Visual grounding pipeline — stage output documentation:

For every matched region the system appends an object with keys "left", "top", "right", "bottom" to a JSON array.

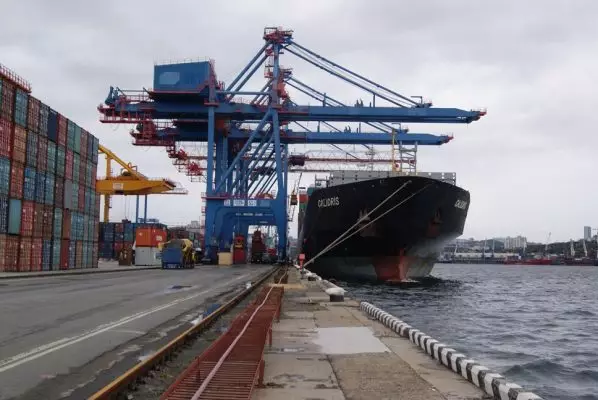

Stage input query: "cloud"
[{"left": 1, "top": 0, "right": 597, "bottom": 242}]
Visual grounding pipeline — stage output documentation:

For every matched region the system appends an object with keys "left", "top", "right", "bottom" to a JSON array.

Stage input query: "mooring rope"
[{"left": 302, "top": 182, "right": 432, "bottom": 269}]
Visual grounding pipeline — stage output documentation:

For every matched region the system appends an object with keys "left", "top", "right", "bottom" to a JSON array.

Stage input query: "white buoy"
[{"left": 325, "top": 287, "right": 345, "bottom": 302}]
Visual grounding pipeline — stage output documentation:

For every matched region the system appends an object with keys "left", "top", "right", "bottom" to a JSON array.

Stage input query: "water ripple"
[{"left": 340, "top": 264, "right": 598, "bottom": 400}]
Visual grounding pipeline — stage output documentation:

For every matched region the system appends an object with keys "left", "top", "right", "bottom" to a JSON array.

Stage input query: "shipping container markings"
[{"left": 0, "top": 273, "right": 250, "bottom": 373}]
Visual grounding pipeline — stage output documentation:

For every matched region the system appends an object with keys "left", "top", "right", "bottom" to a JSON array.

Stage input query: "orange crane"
[{"left": 96, "top": 144, "right": 188, "bottom": 222}]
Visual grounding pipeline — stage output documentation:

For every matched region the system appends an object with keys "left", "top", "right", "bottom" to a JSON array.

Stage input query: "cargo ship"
[{"left": 297, "top": 170, "right": 470, "bottom": 282}]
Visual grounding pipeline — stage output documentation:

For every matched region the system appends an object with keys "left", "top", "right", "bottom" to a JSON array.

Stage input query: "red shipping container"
[
  {"left": 58, "top": 114, "right": 67, "bottom": 147},
  {"left": 42, "top": 205, "right": 53, "bottom": 239},
  {"left": 55, "top": 179, "right": 64, "bottom": 208},
  {"left": 31, "top": 238, "right": 42, "bottom": 271},
  {"left": 135, "top": 227, "right": 152, "bottom": 247},
  {"left": 115, "top": 223, "right": 124, "bottom": 233},
  {"left": 12, "top": 125, "right": 27, "bottom": 164},
  {"left": 152, "top": 228, "right": 167, "bottom": 247},
  {"left": 65, "top": 150, "right": 73, "bottom": 180},
  {"left": 0, "top": 234, "right": 5, "bottom": 271},
  {"left": 37, "top": 136, "right": 48, "bottom": 172},
  {"left": 27, "top": 97, "right": 40, "bottom": 133},
  {"left": 33, "top": 203, "right": 44, "bottom": 237},
  {"left": 18, "top": 237, "right": 32, "bottom": 272},
  {"left": 62, "top": 209, "right": 71, "bottom": 239},
  {"left": 3, "top": 235, "right": 19, "bottom": 272},
  {"left": 78, "top": 186, "right": 84, "bottom": 212},
  {"left": 20, "top": 200, "right": 35, "bottom": 236},
  {"left": 79, "top": 161, "right": 86, "bottom": 186},
  {"left": 0, "top": 118, "right": 12, "bottom": 158},
  {"left": 60, "top": 239, "right": 69, "bottom": 270},
  {"left": 10, "top": 162, "right": 24, "bottom": 199},
  {"left": 114, "top": 241, "right": 123, "bottom": 255},
  {"left": 0, "top": 80, "right": 15, "bottom": 120}
]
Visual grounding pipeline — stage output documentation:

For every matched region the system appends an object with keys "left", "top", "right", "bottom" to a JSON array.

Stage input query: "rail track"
[{"left": 89, "top": 265, "right": 284, "bottom": 400}]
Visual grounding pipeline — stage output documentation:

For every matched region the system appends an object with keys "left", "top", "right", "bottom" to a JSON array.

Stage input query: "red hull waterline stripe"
[{"left": 360, "top": 302, "right": 543, "bottom": 400}]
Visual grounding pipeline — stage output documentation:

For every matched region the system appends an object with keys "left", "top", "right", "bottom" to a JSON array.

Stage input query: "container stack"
[
  {"left": 135, "top": 225, "right": 167, "bottom": 266},
  {"left": 99, "top": 221, "right": 167, "bottom": 264},
  {"left": 0, "top": 64, "right": 100, "bottom": 272}
]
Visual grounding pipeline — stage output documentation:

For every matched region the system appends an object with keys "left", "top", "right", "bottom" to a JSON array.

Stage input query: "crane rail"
[{"left": 88, "top": 266, "right": 281, "bottom": 400}]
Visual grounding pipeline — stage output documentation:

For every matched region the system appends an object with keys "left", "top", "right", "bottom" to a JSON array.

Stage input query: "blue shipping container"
[
  {"left": 52, "top": 239, "right": 61, "bottom": 269},
  {"left": 89, "top": 218, "right": 95, "bottom": 241},
  {"left": 26, "top": 131, "right": 38, "bottom": 167},
  {"left": 102, "top": 229, "right": 114, "bottom": 242},
  {"left": 0, "top": 196, "right": 8, "bottom": 233},
  {"left": 53, "top": 208, "right": 62, "bottom": 239},
  {"left": 8, "top": 198, "right": 22, "bottom": 235},
  {"left": 47, "top": 109, "right": 58, "bottom": 143},
  {"left": 39, "top": 103, "right": 49, "bottom": 137},
  {"left": 47, "top": 142, "right": 57, "bottom": 174},
  {"left": 45, "top": 175, "right": 55, "bottom": 205},
  {"left": 69, "top": 241, "right": 76, "bottom": 268},
  {"left": 23, "top": 167, "right": 36, "bottom": 201},
  {"left": 0, "top": 157, "right": 10, "bottom": 196},
  {"left": 71, "top": 182, "right": 79, "bottom": 210},
  {"left": 35, "top": 172, "right": 45, "bottom": 203},
  {"left": 87, "top": 136, "right": 94, "bottom": 160},
  {"left": 91, "top": 137, "right": 99, "bottom": 164},
  {"left": 67, "top": 121, "right": 75, "bottom": 151},
  {"left": 73, "top": 153, "right": 80, "bottom": 183},
  {"left": 82, "top": 214, "right": 88, "bottom": 241},
  {"left": 14, "top": 89, "right": 28, "bottom": 127},
  {"left": 42, "top": 239, "right": 52, "bottom": 271},
  {"left": 115, "top": 232, "right": 124, "bottom": 242},
  {"left": 82, "top": 242, "right": 88, "bottom": 268},
  {"left": 74, "top": 125, "right": 81, "bottom": 154},
  {"left": 56, "top": 146, "right": 66, "bottom": 177}
]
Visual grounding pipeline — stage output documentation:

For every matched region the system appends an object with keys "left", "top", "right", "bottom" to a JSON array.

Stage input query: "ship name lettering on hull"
[
  {"left": 318, "top": 197, "right": 340, "bottom": 208},
  {"left": 454, "top": 199, "right": 468, "bottom": 210}
]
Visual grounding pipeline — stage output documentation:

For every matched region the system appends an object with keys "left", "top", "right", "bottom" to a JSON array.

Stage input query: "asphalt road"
[{"left": 0, "top": 264, "right": 272, "bottom": 400}]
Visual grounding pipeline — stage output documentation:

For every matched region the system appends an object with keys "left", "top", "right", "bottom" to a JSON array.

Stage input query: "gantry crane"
[
  {"left": 98, "top": 27, "right": 485, "bottom": 262},
  {"left": 96, "top": 144, "right": 188, "bottom": 222}
]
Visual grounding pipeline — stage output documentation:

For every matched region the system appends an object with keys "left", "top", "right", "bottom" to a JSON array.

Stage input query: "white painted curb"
[{"left": 360, "top": 302, "right": 543, "bottom": 400}]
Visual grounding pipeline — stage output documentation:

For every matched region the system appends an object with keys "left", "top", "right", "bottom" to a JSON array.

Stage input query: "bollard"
[{"left": 325, "top": 287, "right": 345, "bottom": 302}]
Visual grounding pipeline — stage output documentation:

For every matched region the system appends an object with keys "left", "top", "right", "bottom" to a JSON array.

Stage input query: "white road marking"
[{"left": 0, "top": 273, "right": 251, "bottom": 373}]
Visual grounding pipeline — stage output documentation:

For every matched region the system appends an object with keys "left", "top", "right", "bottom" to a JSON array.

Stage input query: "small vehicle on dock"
[{"left": 159, "top": 238, "right": 196, "bottom": 269}]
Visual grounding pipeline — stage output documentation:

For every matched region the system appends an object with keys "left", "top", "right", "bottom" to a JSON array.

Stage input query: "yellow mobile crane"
[{"left": 96, "top": 144, "right": 188, "bottom": 222}]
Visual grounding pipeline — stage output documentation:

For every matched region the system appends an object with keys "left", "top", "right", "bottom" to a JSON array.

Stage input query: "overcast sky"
[{"left": 2, "top": 0, "right": 597, "bottom": 243}]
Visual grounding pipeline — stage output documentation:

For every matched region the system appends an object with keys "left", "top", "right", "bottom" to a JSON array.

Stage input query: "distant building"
[
  {"left": 504, "top": 236, "right": 527, "bottom": 250},
  {"left": 584, "top": 226, "right": 592, "bottom": 241}
]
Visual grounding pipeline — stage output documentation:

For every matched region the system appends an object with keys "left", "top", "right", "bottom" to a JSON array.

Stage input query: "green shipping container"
[{"left": 8, "top": 199, "right": 22, "bottom": 234}]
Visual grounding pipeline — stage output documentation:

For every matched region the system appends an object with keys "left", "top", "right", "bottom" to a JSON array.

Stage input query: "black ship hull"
[{"left": 298, "top": 176, "right": 470, "bottom": 282}]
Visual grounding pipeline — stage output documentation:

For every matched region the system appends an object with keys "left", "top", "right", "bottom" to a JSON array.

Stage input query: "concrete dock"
[
  {"left": 253, "top": 269, "right": 486, "bottom": 400},
  {"left": 0, "top": 264, "right": 271, "bottom": 400}
]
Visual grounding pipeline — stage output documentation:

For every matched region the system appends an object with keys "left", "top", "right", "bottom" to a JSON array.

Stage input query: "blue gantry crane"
[{"left": 98, "top": 27, "right": 485, "bottom": 264}]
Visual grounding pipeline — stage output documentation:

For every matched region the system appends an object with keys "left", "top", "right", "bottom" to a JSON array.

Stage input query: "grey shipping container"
[
  {"left": 64, "top": 179, "right": 73, "bottom": 210},
  {"left": 8, "top": 198, "right": 22, "bottom": 235},
  {"left": 135, "top": 247, "right": 161, "bottom": 266},
  {"left": 0, "top": 195, "right": 8, "bottom": 233}
]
